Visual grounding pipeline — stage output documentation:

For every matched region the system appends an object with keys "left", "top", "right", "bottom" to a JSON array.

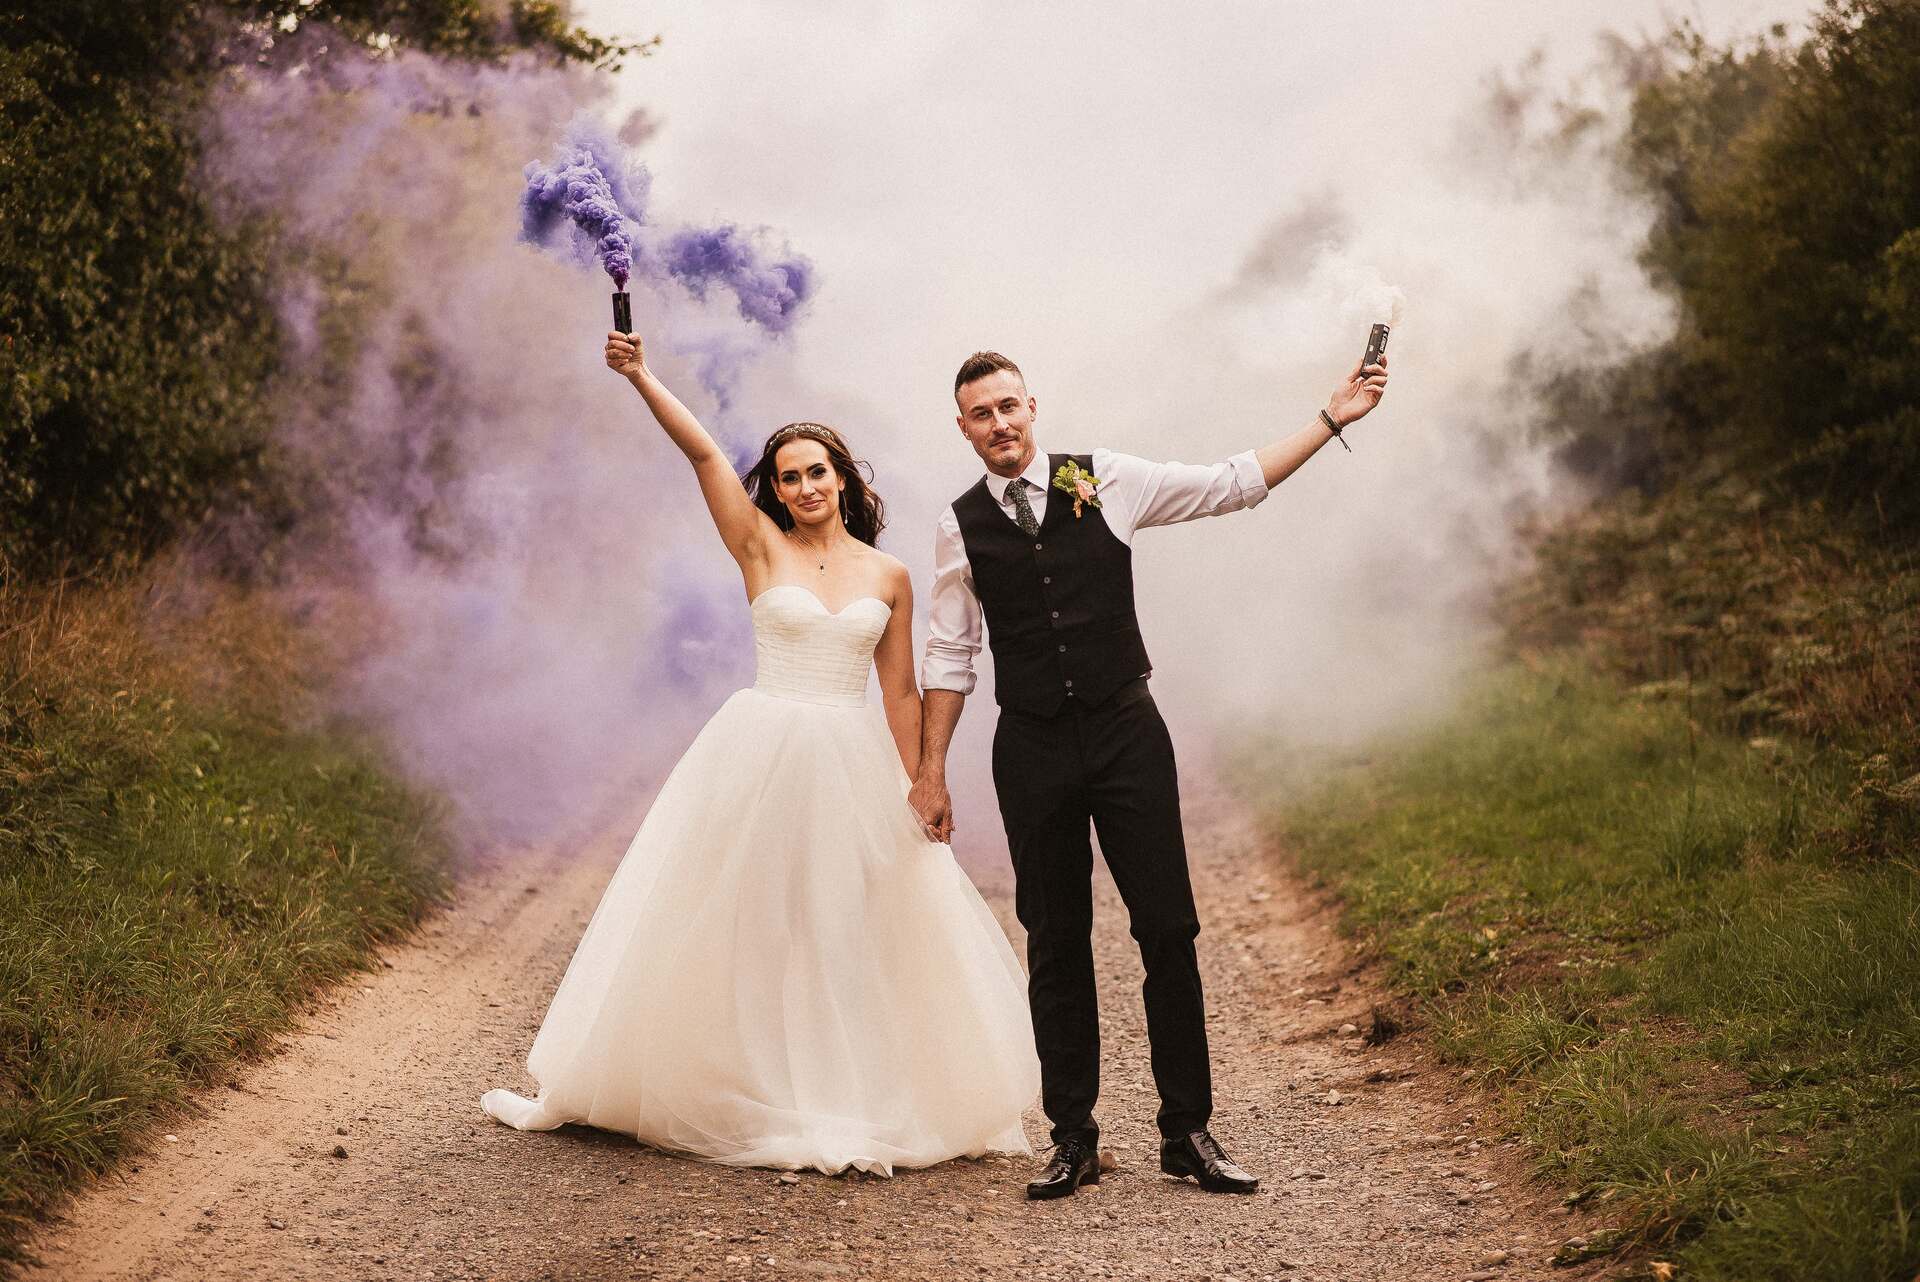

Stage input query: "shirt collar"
[{"left": 982, "top": 448, "right": 1051, "bottom": 506}]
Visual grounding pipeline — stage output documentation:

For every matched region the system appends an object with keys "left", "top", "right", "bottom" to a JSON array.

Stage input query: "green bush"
[
  {"left": 1540, "top": 1, "right": 1920, "bottom": 529},
  {"left": 0, "top": 0, "right": 645, "bottom": 578},
  {"left": 0, "top": 39, "right": 282, "bottom": 575}
]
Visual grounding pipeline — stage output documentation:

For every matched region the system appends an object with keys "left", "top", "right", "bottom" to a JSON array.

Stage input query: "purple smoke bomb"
[
  {"left": 521, "top": 143, "right": 635, "bottom": 288},
  {"left": 520, "top": 126, "right": 816, "bottom": 334}
]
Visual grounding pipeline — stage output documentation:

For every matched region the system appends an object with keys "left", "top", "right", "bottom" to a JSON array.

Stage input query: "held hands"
[
  {"left": 604, "top": 330, "right": 647, "bottom": 380},
  {"left": 1327, "top": 351, "right": 1389, "bottom": 428},
  {"left": 908, "top": 774, "right": 954, "bottom": 844}
]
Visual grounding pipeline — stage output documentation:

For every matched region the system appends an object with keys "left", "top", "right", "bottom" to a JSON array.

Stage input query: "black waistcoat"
[{"left": 953, "top": 453, "right": 1152, "bottom": 718}]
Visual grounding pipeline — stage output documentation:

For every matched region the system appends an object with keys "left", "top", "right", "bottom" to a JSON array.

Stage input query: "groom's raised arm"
[
  {"left": 1121, "top": 351, "right": 1392, "bottom": 531},
  {"left": 1107, "top": 448, "right": 1272, "bottom": 533},
  {"left": 910, "top": 509, "right": 979, "bottom": 842}
]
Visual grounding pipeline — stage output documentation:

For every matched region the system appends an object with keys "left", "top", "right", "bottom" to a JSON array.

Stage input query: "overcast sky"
[{"left": 582, "top": 1, "right": 1804, "bottom": 436}]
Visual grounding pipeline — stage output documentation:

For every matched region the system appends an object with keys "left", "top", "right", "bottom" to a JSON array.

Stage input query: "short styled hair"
[{"left": 953, "top": 350, "right": 1023, "bottom": 395}]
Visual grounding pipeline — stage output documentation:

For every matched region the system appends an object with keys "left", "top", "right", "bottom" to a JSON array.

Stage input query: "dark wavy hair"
[{"left": 740, "top": 422, "right": 887, "bottom": 547}]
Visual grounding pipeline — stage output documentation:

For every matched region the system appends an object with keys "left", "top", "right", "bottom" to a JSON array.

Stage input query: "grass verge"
[
  {"left": 0, "top": 571, "right": 451, "bottom": 1264},
  {"left": 1228, "top": 659, "right": 1920, "bottom": 1281}
]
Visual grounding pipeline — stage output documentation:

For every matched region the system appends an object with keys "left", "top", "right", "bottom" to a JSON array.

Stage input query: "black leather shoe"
[
  {"left": 1026, "top": 1139, "right": 1101, "bottom": 1200},
  {"left": 1160, "top": 1130, "right": 1259, "bottom": 1193}
]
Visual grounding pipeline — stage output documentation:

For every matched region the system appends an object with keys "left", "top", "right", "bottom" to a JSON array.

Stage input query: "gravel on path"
[{"left": 28, "top": 776, "right": 1610, "bottom": 1282}]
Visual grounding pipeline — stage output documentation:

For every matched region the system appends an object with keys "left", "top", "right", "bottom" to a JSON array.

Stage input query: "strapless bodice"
[{"left": 750, "top": 585, "right": 890, "bottom": 706}]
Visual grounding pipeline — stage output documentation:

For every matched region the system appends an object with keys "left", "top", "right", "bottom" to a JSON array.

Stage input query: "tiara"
[{"left": 770, "top": 422, "right": 837, "bottom": 444}]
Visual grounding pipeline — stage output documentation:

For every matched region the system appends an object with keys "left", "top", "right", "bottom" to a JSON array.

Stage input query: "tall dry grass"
[{"left": 0, "top": 562, "right": 449, "bottom": 1264}]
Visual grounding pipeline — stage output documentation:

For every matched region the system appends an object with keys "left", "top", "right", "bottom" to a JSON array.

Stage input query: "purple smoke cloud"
[
  {"left": 520, "top": 127, "right": 643, "bottom": 288},
  {"left": 521, "top": 125, "right": 816, "bottom": 334},
  {"left": 190, "top": 48, "right": 805, "bottom": 855},
  {"left": 662, "top": 227, "right": 815, "bottom": 332}
]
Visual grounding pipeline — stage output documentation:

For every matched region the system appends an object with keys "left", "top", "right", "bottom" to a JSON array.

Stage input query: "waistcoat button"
[{"left": 1034, "top": 542, "right": 1043, "bottom": 551}]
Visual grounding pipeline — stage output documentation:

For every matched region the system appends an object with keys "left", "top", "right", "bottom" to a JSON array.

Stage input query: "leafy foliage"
[
  {"left": 0, "top": 0, "right": 643, "bottom": 577},
  {"left": 1505, "top": 479, "right": 1920, "bottom": 829},
  {"left": 1541, "top": 2, "right": 1920, "bottom": 530},
  {"left": 0, "top": 40, "right": 281, "bottom": 576},
  {"left": 6, "top": 0, "right": 651, "bottom": 81}
]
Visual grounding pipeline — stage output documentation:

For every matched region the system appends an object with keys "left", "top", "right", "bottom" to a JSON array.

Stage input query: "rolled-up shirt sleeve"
[
  {"left": 1098, "top": 447, "right": 1270, "bottom": 534},
  {"left": 921, "top": 507, "right": 982, "bottom": 695}
]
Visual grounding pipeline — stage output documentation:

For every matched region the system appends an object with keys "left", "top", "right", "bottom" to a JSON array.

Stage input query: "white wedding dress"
[{"left": 480, "top": 584, "right": 1039, "bottom": 1175}]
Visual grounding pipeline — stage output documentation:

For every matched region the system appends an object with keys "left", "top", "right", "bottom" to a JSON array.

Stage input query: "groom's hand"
[
  {"left": 1327, "top": 351, "right": 1389, "bottom": 427},
  {"left": 908, "top": 774, "right": 955, "bottom": 844}
]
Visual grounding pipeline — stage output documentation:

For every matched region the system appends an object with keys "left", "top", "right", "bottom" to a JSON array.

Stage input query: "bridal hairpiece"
[{"left": 771, "top": 422, "right": 838, "bottom": 446}]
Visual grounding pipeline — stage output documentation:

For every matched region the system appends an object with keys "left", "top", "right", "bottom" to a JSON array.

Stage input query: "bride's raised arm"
[{"left": 605, "top": 330, "right": 775, "bottom": 570}]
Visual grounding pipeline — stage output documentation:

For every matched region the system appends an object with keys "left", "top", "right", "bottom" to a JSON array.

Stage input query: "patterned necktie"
[{"left": 1007, "top": 478, "right": 1041, "bottom": 537}]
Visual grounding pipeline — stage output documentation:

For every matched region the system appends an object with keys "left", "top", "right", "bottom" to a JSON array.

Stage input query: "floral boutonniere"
[{"left": 1052, "top": 459, "right": 1104, "bottom": 518}]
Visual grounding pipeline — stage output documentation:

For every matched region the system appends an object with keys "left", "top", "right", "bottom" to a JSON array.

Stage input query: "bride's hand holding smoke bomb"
[{"left": 605, "top": 331, "right": 646, "bottom": 381}]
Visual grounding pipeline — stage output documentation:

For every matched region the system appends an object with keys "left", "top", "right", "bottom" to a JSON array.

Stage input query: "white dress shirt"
[{"left": 921, "top": 446, "right": 1270, "bottom": 694}]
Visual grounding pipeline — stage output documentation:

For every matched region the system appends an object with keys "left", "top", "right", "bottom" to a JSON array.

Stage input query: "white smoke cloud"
[
  {"left": 188, "top": 1, "right": 1812, "bottom": 866},
  {"left": 587, "top": 0, "right": 1807, "bottom": 798}
]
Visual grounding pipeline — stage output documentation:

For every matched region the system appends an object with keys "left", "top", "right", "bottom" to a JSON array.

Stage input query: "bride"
[{"left": 478, "top": 330, "right": 1040, "bottom": 1176}]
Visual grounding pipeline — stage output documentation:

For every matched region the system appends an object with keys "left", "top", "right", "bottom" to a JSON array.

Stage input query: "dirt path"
[{"left": 28, "top": 775, "right": 1603, "bottom": 1282}]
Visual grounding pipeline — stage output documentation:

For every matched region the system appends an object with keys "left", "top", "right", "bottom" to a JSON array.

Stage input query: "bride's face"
[{"left": 773, "top": 440, "right": 844, "bottom": 528}]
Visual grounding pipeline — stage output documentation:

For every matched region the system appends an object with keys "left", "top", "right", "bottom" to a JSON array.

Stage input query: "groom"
[{"left": 910, "top": 347, "right": 1388, "bottom": 1200}]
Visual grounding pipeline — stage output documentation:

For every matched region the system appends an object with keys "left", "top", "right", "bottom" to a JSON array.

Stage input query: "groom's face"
[{"left": 955, "top": 370, "right": 1037, "bottom": 477}]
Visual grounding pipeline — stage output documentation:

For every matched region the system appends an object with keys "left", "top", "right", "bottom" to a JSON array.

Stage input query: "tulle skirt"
[{"left": 480, "top": 686, "right": 1040, "bottom": 1175}]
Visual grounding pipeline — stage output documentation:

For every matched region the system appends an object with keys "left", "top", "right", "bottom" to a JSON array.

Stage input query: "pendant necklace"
[{"left": 789, "top": 527, "right": 830, "bottom": 573}]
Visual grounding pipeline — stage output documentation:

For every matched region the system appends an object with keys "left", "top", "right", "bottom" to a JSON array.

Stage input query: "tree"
[
  {"left": 0, "top": 0, "right": 648, "bottom": 576},
  {"left": 1621, "top": 2, "right": 1920, "bottom": 526}
]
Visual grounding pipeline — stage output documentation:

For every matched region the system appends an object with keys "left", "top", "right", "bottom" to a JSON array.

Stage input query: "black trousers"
[{"left": 991, "top": 677, "right": 1212, "bottom": 1147}]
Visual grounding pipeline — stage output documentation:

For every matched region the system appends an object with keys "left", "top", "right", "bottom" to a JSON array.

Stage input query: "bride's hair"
[{"left": 741, "top": 422, "right": 887, "bottom": 547}]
